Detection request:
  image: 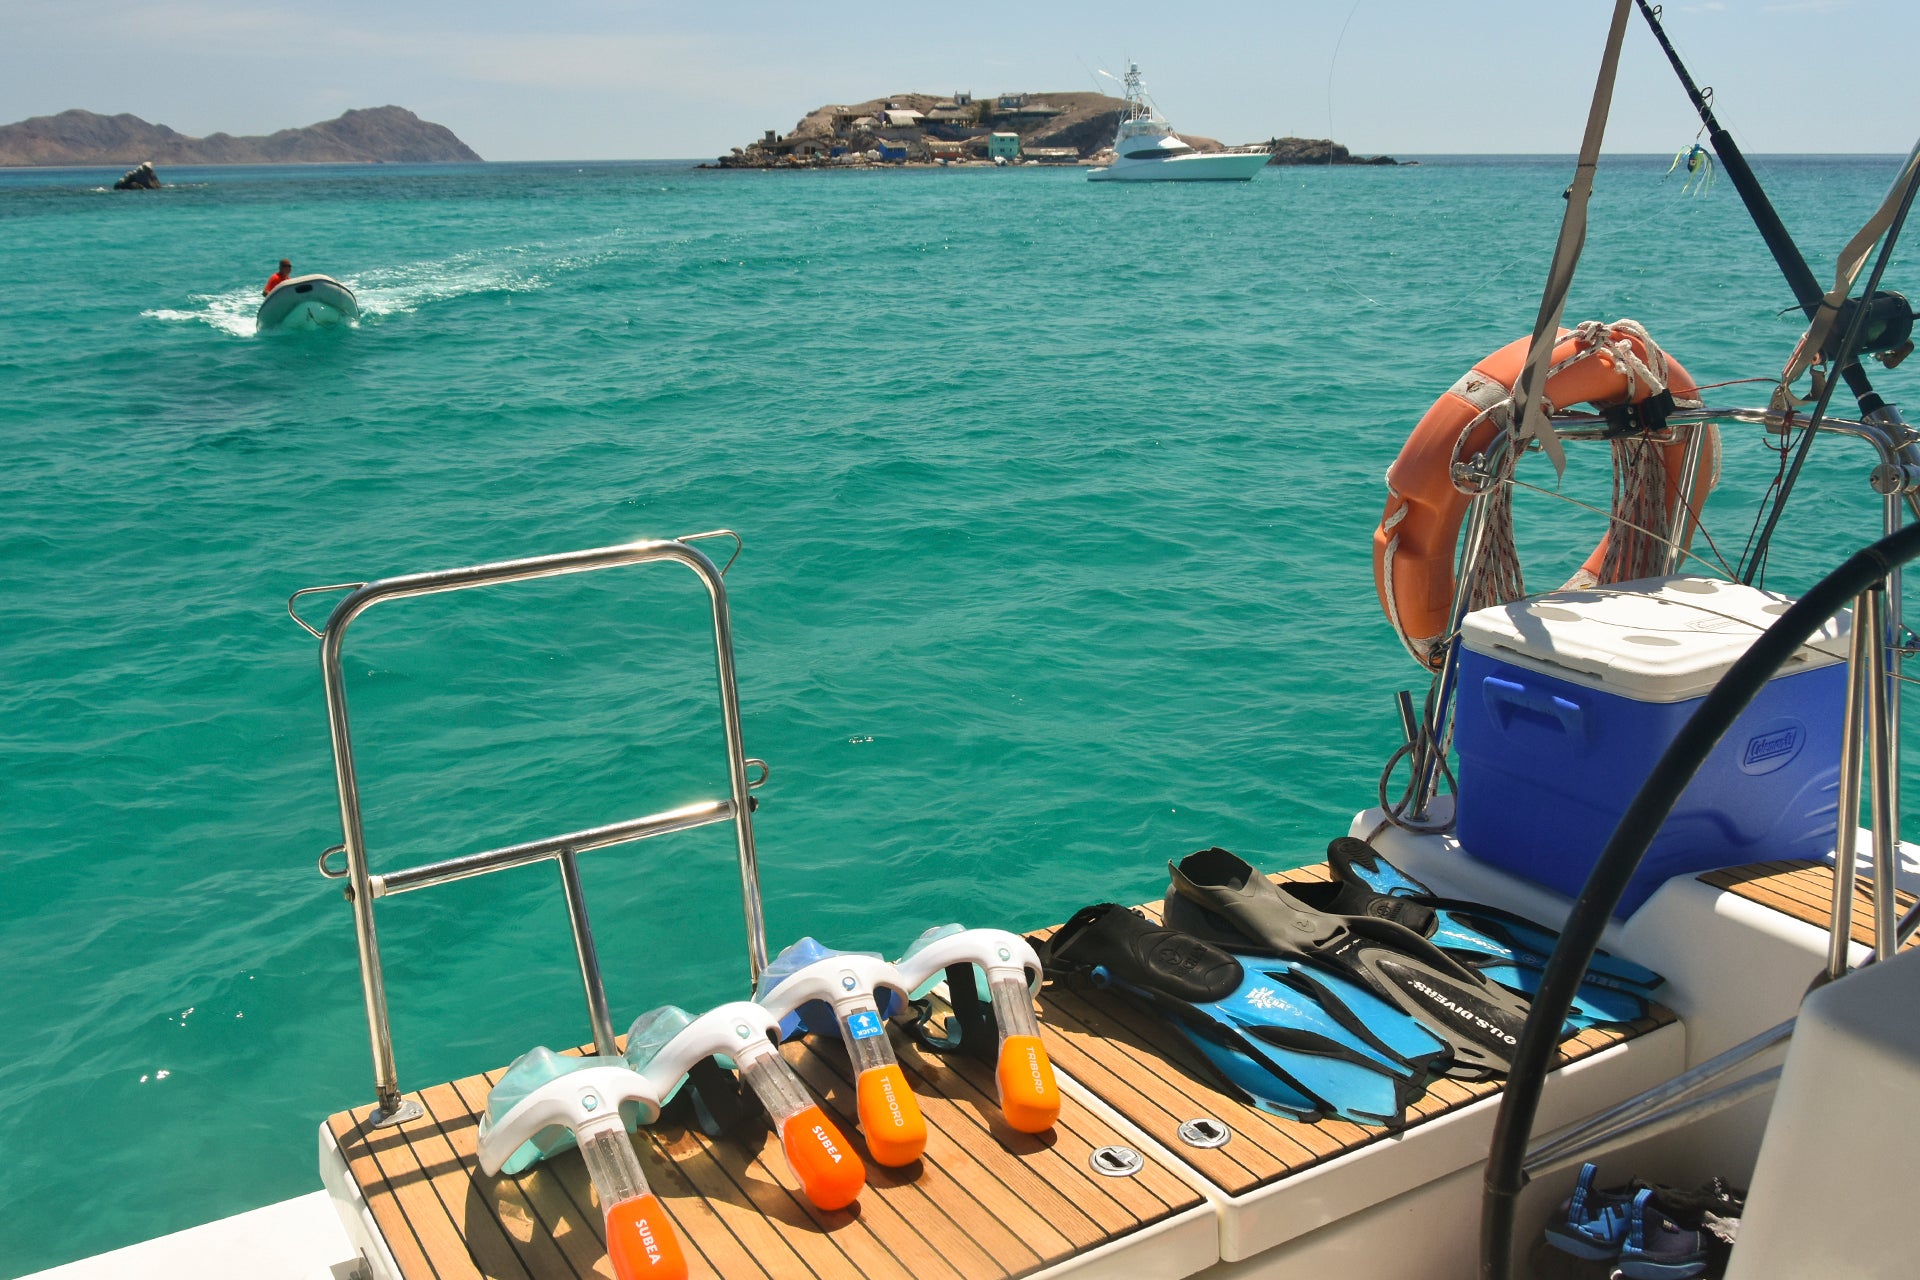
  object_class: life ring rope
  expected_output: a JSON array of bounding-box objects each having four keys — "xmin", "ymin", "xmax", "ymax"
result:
[{"xmin": 1373, "ymin": 320, "xmax": 1719, "ymax": 669}]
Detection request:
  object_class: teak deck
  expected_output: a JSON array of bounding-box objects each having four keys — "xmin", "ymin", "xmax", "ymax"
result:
[
  {"xmin": 327, "ymin": 1032, "xmax": 1200, "ymax": 1280},
  {"xmin": 1031, "ymin": 863, "xmax": 1674, "ymax": 1199},
  {"xmin": 326, "ymin": 861, "xmax": 1677, "ymax": 1279},
  {"xmin": 1699, "ymin": 858, "xmax": 1918, "ymax": 951}
]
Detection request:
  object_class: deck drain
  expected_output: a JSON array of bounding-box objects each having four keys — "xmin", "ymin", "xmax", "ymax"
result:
[
  {"xmin": 1090, "ymin": 1145, "xmax": 1144, "ymax": 1177},
  {"xmin": 1177, "ymin": 1117, "xmax": 1231, "ymax": 1149}
]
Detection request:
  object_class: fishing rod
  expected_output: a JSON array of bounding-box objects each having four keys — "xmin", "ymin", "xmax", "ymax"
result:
[
  {"xmin": 1635, "ymin": 0, "xmax": 1882, "ymax": 410},
  {"xmin": 1634, "ymin": 0, "xmax": 1915, "ymax": 580}
]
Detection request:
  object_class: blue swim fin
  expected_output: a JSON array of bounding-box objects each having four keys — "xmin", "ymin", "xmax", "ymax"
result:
[
  {"xmin": 1044, "ymin": 903, "xmax": 1447, "ymax": 1128},
  {"xmin": 1325, "ymin": 838, "xmax": 1665, "ymax": 1027},
  {"xmin": 1172, "ymin": 1014, "xmax": 1322, "ymax": 1121},
  {"xmin": 1239, "ymin": 954, "xmax": 1454, "ymax": 1074}
]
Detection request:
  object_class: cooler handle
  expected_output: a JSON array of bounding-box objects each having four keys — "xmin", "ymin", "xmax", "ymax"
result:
[{"xmin": 1482, "ymin": 676, "xmax": 1590, "ymax": 746}]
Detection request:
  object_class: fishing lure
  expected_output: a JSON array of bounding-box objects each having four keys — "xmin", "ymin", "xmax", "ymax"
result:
[{"xmin": 1667, "ymin": 142, "xmax": 1714, "ymax": 194}]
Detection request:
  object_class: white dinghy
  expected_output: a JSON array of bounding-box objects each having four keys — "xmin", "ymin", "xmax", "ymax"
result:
[{"xmin": 257, "ymin": 274, "xmax": 358, "ymax": 330}]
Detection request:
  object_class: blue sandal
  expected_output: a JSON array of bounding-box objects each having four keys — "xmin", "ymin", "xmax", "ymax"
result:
[
  {"xmin": 1543, "ymin": 1163, "xmax": 1736, "ymax": 1278},
  {"xmin": 1543, "ymin": 1163, "xmax": 1639, "ymax": 1261},
  {"xmin": 1616, "ymin": 1187, "xmax": 1711, "ymax": 1280}
]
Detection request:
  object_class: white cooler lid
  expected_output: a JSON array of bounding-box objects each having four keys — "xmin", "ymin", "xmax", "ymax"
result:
[{"xmin": 1461, "ymin": 575, "xmax": 1852, "ymax": 702}]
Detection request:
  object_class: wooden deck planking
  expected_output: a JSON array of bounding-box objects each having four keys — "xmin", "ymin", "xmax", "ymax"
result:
[
  {"xmin": 892, "ymin": 1034, "xmax": 1196, "ymax": 1227},
  {"xmin": 329, "ymin": 1108, "xmax": 446, "ymax": 1280},
  {"xmin": 329, "ymin": 1030, "xmax": 1204, "ymax": 1280},
  {"xmin": 1701, "ymin": 859, "xmax": 1917, "ymax": 950},
  {"xmin": 782, "ymin": 1048, "xmax": 1056, "ymax": 1275},
  {"xmin": 1033, "ymin": 865, "xmax": 1676, "ymax": 1199},
  {"xmin": 445, "ymin": 1073, "xmax": 626, "ymax": 1280},
  {"xmin": 330, "ymin": 854, "xmax": 1684, "ymax": 1279}
]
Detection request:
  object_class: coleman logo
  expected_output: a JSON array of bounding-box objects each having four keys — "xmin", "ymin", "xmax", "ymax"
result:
[
  {"xmin": 813, "ymin": 1124, "xmax": 844, "ymax": 1162},
  {"xmin": 1744, "ymin": 726, "xmax": 1799, "ymax": 766}
]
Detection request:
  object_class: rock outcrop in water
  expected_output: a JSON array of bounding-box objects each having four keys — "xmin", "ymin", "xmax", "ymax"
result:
[
  {"xmin": 112, "ymin": 161, "xmax": 161, "ymax": 190},
  {"xmin": 0, "ymin": 107, "xmax": 481, "ymax": 167},
  {"xmin": 1262, "ymin": 137, "xmax": 1398, "ymax": 166}
]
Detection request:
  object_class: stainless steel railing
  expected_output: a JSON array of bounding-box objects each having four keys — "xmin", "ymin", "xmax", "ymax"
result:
[{"xmin": 290, "ymin": 535, "xmax": 769, "ymax": 1125}]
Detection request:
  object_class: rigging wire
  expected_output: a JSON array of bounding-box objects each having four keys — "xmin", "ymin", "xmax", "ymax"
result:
[
  {"xmin": 1326, "ymin": 0, "xmax": 1363, "ymax": 144},
  {"xmin": 1734, "ymin": 418, "xmax": 1797, "ymax": 586},
  {"xmin": 1504, "ymin": 472, "xmax": 1737, "ymax": 581}
]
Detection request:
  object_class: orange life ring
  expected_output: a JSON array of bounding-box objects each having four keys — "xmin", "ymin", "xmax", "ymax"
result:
[{"xmin": 1373, "ymin": 324, "xmax": 1715, "ymax": 669}]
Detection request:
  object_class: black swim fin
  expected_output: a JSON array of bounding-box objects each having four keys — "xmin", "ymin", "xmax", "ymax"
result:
[
  {"xmin": 1041, "ymin": 903, "xmax": 1447, "ymax": 1128},
  {"xmin": 1324, "ymin": 837, "xmax": 1664, "ymax": 1029},
  {"xmin": 1165, "ymin": 847, "xmax": 1546, "ymax": 1080}
]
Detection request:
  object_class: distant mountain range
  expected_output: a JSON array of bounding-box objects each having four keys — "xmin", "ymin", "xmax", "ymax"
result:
[{"xmin": 0, "ymin": 106, "xmax": 481, "ymax": 167}]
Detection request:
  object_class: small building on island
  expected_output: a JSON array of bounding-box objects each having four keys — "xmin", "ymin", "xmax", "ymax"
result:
[
  {"xmin": 924, "ymin": 101, "xmax": 977, "ymax": 125},
  {"xmin": 987, "ymin": 132, "xmax": 1020, "ymax": 162}
]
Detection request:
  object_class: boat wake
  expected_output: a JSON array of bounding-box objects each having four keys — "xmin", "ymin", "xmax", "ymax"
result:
[
  {"xmin": 348, "ymin": 244, "xmax": 565, "ymax": 318},
  {"xmin": 141, "ymin": 240, "xmax": 610, "ymax": 337},
  {"xmin": 143, "ymin": 292, "xmax": 266, "ymax": 337}
]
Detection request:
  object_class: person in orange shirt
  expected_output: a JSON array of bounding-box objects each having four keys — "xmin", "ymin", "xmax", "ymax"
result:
[{"xmin": 263, "ymin": 259, "xmax": 292, "ymax": 295}]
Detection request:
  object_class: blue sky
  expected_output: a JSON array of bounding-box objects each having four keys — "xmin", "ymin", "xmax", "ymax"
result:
[{"xmin": 5, "ymin": 1, "xmax": 1910, "ymax": 160}]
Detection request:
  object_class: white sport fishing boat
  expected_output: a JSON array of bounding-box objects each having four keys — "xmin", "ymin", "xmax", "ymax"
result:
[
  {"xmin": 26, "ymin": 6, "xmax": 1920, "ymax": 1280},
  {"xmin": 1087, "ymin": 64, "xmax": 1269, "ymax": 183},
  {"xmin": 257, "ymin": 273, "xmax": 359, "ymax": 330}
]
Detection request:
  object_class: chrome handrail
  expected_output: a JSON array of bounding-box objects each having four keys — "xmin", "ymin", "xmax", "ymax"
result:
[{"xmin": 302, "ymin": 535, "xmax": 768, "ymax": 1124}]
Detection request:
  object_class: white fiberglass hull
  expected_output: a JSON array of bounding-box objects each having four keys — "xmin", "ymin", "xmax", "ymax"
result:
[
  {"xmin": 1088, "ymin": 149, "xmax": 1269, "ymax": 182},
  {"xmin": 257, "ymin": 274, "xmax": 358, "ymax": 330}
]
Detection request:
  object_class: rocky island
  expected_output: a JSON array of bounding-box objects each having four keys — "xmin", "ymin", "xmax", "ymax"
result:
[
  {"xmin": 710, "ymin": 91, "xmax": 1395, "ymax": 170},
  {"xmin": 0, "ymin": 106, "xmax": 480, "ymax": 167},
  {"xmin": 1262, "ymin": 137, "xmax": 1400, "ymax": 166}
]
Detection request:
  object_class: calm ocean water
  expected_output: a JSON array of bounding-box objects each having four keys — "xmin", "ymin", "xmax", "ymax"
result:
[{"xmin": 0, "ymin": 153, "xmax": 1912, "ymax": 1272}]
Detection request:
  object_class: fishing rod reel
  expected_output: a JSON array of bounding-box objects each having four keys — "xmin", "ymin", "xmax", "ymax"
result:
[{"xmin": 1833, "ymin": 290, "xmax": 1915, "ymax": 369}]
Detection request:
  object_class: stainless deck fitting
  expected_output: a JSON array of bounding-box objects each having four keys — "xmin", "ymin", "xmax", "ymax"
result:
[{"xmin": 1177, "ymin": 1117, "xmax": 1232, "ymax": 1149}]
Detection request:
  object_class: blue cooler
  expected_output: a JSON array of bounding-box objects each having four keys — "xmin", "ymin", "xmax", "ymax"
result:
[{"xmin": 1453, "ymin": 575, "xmax": 1851, "ymax": 916}]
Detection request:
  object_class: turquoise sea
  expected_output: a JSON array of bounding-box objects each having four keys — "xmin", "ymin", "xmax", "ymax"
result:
[{"xmin": 1, "ymin": 153, "xmax": 1912, "ymax": 1273}]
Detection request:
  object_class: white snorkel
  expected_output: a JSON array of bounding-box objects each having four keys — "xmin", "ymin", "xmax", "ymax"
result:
[
  {"xmin": 754, "ymin": 938, "xmax": 927, "ymax": 1166},
  {"xmin": 894, "ymin": 925, "xmax": 1061, "ymax": 1133},
  {"xmin": 477, "ymin": 1048, "xmax": 686, "ymax": 1280},
  {"xmin": 627, "ymin": 1001, "xmax": 866, "ymax": 1211}
]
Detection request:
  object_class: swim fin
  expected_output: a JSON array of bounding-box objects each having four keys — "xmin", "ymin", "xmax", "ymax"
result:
[
  {"xmin": 1043, "ymin": 903, "xmax": 1447, "ymax": 1128},
  {"xmin": 1165, "ymin": 847, "xmax": 1544, "ymax": 1080},
  {"xmin": 1325, "ymin": 837, "xmax": 1665, "ymax": 1029}
]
